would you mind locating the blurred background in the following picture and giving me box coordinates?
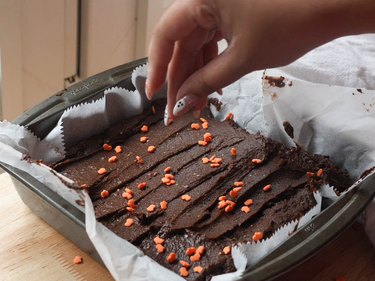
[0,0,175,121]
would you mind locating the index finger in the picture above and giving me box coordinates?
[147,0,198,99]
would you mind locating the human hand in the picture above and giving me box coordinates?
[147,0,375,125]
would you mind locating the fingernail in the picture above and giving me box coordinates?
[164,106,173,126]
[145,80,152,100]
[173,95,199,117]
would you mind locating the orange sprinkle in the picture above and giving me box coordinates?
[252,231,264,241]
[233,187,242,193]
[164,166,172,173]
[225,113,233,121]
[186,247,196,256]
[306,171,315,177]
[211,157,222,164]
[202,157,210,164]
[227,200,236,207]
[231,147,237,157]
[147,204,156,212]
[126,207,135,212]
[198,140,208,146]
[203,133,212,143]
[161,177,170,184]
[210,163,220,168]
[98,168,107,175]
[100,190,109,198]
[181,194,192,201]
[191,123,201,130]
[209,155,216,161]
[147,145,156,153]
[202,122,209,129]
[125,188,134,195]
[263,184,272,191]
[136,155,144,164]
[179,267,189,277]
[167,252,177,263]
[128,199,136,208]
[73,256,83,264]
[244,199,254,206]
[241,206,251,213]
[200,117,207,123]
[122,192,133,200]
[180,260,191,268]
[153,236,165,245]
[160,200,168,210]
[155,244,165,253]
[229,190,239,198]
[317,168,324,177]
[218,201,229,209]
[225,204,234,212]
[166,179,176,185]
[103,143,112,151]
[152,106,156,114]
[218,195,227,201]
[124,218,134,227]
[137,182,147,190]
[140,136,148,143]
[165,173,174,180]
[223,246,231,255]
[234,181,244,187]
[141,125,149,133]
[251,158,263,164]
[193,266,204,273]
[197,246,205,255]
[190,253,201,262]
[108,156,118,163]
[115,145,123,153]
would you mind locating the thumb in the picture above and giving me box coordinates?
[172,46,246,116]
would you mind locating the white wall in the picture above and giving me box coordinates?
[80,0,137,78]
[0,0,24,120]
[0,0,173,121]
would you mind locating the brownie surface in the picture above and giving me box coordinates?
[52,100,352,280]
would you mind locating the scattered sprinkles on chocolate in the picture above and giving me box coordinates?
[103,143,112,151]
[100,189,109,198]
[97,167,107,175]
[124,218,134,227]
[141,125,149,133]
[252,231,264,241]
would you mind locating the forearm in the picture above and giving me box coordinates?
[212,0,375,70]
[297,0,375,47]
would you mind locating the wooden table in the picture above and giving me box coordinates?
[1,172,374,281]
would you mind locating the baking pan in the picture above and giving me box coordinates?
[1,58,375,281]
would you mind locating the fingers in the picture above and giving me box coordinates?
[165,27,212,124]
[165,45,197,125]
[147,1,198,100]
[173,45,245,116]
[172,39,219,117]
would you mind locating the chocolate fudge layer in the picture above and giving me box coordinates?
[52,100,352,280]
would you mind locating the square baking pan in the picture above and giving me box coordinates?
[1,58,374,281]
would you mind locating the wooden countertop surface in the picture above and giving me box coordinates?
[1,172,374,281]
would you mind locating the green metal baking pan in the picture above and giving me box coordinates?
[1,58,374,280]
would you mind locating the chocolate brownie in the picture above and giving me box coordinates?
[52,100,352,280]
